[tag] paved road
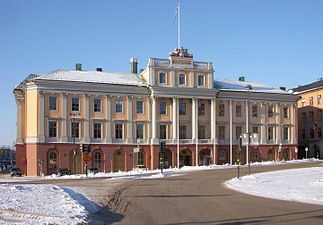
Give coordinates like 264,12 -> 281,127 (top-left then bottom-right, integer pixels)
114,161 -> 323,225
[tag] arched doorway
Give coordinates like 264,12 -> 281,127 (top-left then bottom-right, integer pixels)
164,149 -> 172,168
218,149 -> 228,163
199,149 -> 211,166
47,150 -> 58,175
113,149 -> 125,172
92,151 -> 102,171
267,148 -> 275,161
69,149 -> 81,174
179,149 -> 192,168
252,149 -> 261,162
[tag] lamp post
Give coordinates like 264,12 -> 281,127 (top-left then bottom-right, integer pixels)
68,112 -> 80,174
245,84 -> 252,175
278,144 -> 282,161
305,147 -> 309,159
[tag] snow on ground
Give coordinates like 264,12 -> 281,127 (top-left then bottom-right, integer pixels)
0,184 -> 97,225
225,166 -> 323,206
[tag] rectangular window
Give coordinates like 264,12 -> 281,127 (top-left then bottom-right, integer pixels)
236,105 -> 242,117
318,110 -> 322,123
49,96 -> 57,111
236,126 -> 242,140
283,127 -> 289,140
179,101 -> 186,115
301,99 -> 306,107
252,105 -> 258,117
136,100 -> 144,114
93,123 -> 101,139
198,75 -> 205,86
268,105 -> 274,118
49,121 -> 57,138
115,100 -> 123,113
283,107 -> 289,119
252,126 -> 258,134
219,126 -> 225,140
198,103 -> 205,116
302,129 -> 306,139
160,101 -> 167,114
198,125 -> 205,139
301,112 -> 307,124
71,122 -> 79,138
159,124 -> 167,139
309,97 -> 314,106
318,128 -> 322,138
309,111 -> 314,122
115,124 -> 123,139
93,98 -> 101,112
219,104 -> 225,116
179,125 -> 187,139
310,128 -> 314,139
159,72 -> 166,84
178,74 -> 185,85
318,95 -> 321,105
136,123 -> 144,139
267,127 -> 274,140
72,97 -> 80,111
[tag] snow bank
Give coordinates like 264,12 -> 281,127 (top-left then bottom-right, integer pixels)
225,167 -> 323,206
0,184 -> 97,224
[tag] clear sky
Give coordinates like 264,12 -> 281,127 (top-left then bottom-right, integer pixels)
1,0 -> 322,146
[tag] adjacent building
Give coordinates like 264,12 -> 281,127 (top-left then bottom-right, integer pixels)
292,80 -> 323,159
14,47 -> 299,176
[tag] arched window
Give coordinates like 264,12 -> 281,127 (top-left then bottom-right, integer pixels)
93,151 -> 102,169
252,150 -> 259,161
48,151 -> 58,171
138,151 -> 144,165
198,75 -> 205,86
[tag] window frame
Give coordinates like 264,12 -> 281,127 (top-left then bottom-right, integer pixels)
115,99 -> 123,114
136,100 -> 144,114
159,72 -> 166,85
198,102 -> 205,116
48,120 -> 57,138
160,101 -> 167,115
71,121 -> 80,138
93,122 -> 102,139
179,100 -> 186,115
198,74 -> 205,87
49,96 -> 57,111
219,126 -> 225,140
179,125 -> 187,139
178,74 -> 186,86
115,123 -> 123,139
283,107 -> 289,119
136,123 -> 144,139
236,104 -> 242,117
219,104 -> 225,117
252,105 -> 258,118
159,124 -> 167,139
93,97 -> 102,112
72,96 -> 80,112
283,127 -> 289,140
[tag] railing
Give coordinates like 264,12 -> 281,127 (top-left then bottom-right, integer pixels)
153,58 -> 170,66
198,139 -> 212,144
112,139 -> 124,144
179,139 -> 193,144
193,61 -> 210,70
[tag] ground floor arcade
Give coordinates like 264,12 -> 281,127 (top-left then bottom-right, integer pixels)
15,143 -> 298,176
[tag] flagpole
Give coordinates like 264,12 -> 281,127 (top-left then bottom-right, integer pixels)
178,3 -> 181,49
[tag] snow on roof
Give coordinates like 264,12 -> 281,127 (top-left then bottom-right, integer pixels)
214,78 -> 288,94
35,69 -> 146,87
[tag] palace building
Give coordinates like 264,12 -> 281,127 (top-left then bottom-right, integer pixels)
14,47 -> 299,176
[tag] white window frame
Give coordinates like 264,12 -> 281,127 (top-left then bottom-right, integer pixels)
178,74 -> 186,86
136,100 -> 144,114
160,101 -> 167,115
159,124 -> 168,139
71,121 -> 80,138
93,97 -> 102,112
115,99 -> 123,114
136,123 -> 144,139
93,122 -> 102,139
71,96 -> 80,112
283,126 -> 289,141
114,123 -> 123,139
198,74 -> 205,87
49,96 -> 58,111
48,120 -> 57,138
159,72 -> 167,85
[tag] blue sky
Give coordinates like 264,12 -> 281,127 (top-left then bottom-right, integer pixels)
0,0 -> 322,146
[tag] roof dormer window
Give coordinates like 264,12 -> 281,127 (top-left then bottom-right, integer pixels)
178,74 -> 185,86
159,72 -> 166,85
198,74 -> 205,87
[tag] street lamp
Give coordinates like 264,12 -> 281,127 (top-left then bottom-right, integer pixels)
305,147 -> 309,159
245,84 -> 252,175
278,144 -> 282,161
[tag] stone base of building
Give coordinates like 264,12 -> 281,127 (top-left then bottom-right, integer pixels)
15,143 -> 298,176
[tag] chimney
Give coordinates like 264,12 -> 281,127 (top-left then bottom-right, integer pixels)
279,86 -> 286,91
96,68 -> 103,72
130,57 -> 138,74
75,63 -> 82,71
238,76 -> 245,82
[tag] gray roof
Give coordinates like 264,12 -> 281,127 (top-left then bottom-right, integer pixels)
291,80 -> 323,94
33,69 -> 146,87
214,78 -> 289,94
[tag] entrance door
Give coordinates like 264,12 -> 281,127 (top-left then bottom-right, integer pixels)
267,149 -> 275,161
179,149 -> 192,167
164,149 -> 172,168
199,149 -> 211,166
69,149 -> 81,174
113,150 -> 125,172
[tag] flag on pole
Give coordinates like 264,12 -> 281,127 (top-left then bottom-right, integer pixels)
173,3 -> 179,24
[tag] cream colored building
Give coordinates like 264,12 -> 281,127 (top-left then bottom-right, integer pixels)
14,48 -> 299,176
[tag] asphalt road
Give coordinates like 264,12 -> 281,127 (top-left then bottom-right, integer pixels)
113,161 -> 323,225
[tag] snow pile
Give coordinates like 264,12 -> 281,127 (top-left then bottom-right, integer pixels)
0,184 -> 97,224
225,167 -> 323,206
